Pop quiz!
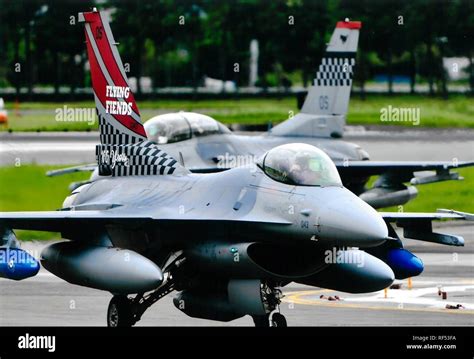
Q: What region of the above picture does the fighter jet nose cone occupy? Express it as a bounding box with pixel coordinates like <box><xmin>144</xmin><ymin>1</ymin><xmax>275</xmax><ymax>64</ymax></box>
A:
<box><xmin>360</xmin><ymin>210</ymin><xmax>389</xmax><ymax>244</ymax></box>
<box><xmin>318</xmin><ymin>188</ymin><xmax>388</xmax><ymax>247</ymax></box>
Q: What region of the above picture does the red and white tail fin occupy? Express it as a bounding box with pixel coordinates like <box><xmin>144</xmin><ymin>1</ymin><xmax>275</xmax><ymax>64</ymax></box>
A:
<box><xmin>79</xmin><ymin>10</ymin><xmax>187</xmax><ymax>177</ymax></box>
<box><xmin>79</xmin><ymin>9</ymin><xmax>147</xmax><ymax>145</ymax></box>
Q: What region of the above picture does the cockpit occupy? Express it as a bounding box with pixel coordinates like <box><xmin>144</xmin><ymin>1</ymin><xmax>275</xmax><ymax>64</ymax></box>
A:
<box><xmin>144</xmin><ymin>112</ymin><xmax>231</xmax><ymax>144</ymax></box>
<box><xmin>259</xmin><ymin>143</ymin><xmax>342</xmax><ymax>187</ymax></box>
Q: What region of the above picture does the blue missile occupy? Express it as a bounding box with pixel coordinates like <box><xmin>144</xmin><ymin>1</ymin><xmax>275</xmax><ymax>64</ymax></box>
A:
<box><xmin>385</xmin><ymin>248</ymin><xmax>424</xmax><ymax>279</ymax></box>
<box><xmin>0</xmin><ymin>248</ymin><xmax>40</xmax><ymax>280</ymax></box>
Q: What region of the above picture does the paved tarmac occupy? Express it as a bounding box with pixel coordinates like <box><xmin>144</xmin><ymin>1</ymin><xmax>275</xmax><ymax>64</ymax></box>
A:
<box><xmin>0</xmin><ymin>128</ymin><xmax>473</xmax><ymax>165</ymax></box>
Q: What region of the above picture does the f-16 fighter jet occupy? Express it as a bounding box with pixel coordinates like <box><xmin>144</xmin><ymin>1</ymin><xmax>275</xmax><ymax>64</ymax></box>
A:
<box><xmin>1</xmin><ymin>10</ymin><xmax>470</xmax><ymax>327</ymax></box>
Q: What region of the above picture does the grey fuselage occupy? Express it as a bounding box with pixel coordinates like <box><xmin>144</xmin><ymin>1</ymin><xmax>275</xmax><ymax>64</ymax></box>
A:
<box><xmin>66</xmin><ymin>163</ymin><xmax>386</xmax><ymax>271</ymax></box>
<box><xmin>162</xmin><ymin>133</ymin><xmax>363</xmax><ymax>168</ymax></box>
<box><xmin>156</xmin><ymin>133</ymin><xmax>367</xmax><ymax>193</ymax></box>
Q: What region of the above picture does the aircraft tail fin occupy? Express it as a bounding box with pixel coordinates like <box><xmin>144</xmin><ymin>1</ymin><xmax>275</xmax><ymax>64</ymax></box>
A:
<box><xmin>302</xmin><ymin>20</ymin><xmax>360</xmax><ymax>116</ymax></box>
<box><xmin>79</xmin><ymin>10</ymin><xmax>146</xmax><ymax>145</ymax></box>
<box><xmin>270</xmin><ymin>20</ymin><xmax>361</xmax><ymax>138</ymax></box>
<box><xmin>79</xmin><ymin>9</ymin><xmax>187</xmax><ymax>176</ymax></box>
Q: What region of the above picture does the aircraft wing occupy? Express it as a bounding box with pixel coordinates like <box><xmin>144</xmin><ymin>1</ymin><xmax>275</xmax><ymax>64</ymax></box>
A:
<box><xmin>0</xmin><ymin>210</ymin><xmax>291</xmax><ymax>233</ymax></box>
<box><xmin>0</xmin><ymin>211</ymin><xmax>154</xmax><ymax>232</ymax></box>
<box><xmin>379</xmin><ymin>209</ymin><xmax>472</xmax><ymax>246</ymax></box>
<box><xmin>335</xmin><ymin>160</ymin><xmax>474</xmax><ymax>185</ymax></box>
<box><xmin>1</xmin><ymin>208</ymin><xmax>468</xmax><ymax>246</ymax></box>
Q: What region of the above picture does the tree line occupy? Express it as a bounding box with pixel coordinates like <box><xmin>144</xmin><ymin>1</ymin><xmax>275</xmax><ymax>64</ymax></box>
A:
<box><xmin>1</xmin><ymin>0</ymin><xmax>473</xmax><ymax>97</ymax></box>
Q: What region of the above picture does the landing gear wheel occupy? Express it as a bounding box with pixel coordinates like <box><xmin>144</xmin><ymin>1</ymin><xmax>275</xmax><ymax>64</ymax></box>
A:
<box><xmin>252</xmin><ymin>312</ymin><xmax>287</xmax><ymax>327</ymax></box>
<box><xmin>271</xmin><ymin>312</ymin><xmax>287</xmax><ymax>327</ymax></box>
<box><xmin>107</xmin><ymin>296</ymin><xmax>134</xmax><ymax>327</ymax></box>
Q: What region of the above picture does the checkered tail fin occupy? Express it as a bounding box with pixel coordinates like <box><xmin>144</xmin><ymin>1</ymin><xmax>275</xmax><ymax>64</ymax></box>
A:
<box><xmin>79</xmin><ymin>9</ymin><xmax>188</xmax><ymax>176</ymax></box>
<box><xmin>270</xmin><ymin>20</ymin><xmax>361</xmax><ymax>138</ymax></box>
<box><xmin>301</xmin><ymin>20</ymin><xmax>361</xmax><ymax>116</ymax></box>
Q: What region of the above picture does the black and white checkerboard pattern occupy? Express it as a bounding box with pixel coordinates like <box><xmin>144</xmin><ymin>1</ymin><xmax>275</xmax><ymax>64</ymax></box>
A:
<box><xmin>97</xmin><ymin>111</ymin><xmax>143</xmax><ymax>145</ymax></box>
<box><xmin>96</xmin><ymin>140</ymin><xmax>179</xmax><ymax>176</ymax></box>
<box><xmin>314</xmin><ymin>52</ymin><xmax>356</xmax><ymax>87</ymax></box>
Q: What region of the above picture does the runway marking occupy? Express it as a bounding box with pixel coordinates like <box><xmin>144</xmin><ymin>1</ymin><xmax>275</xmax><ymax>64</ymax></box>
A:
<box><xmin>347</xmin><ymin>285</ymin><xmax>474</xmax><ymax>306</ymax></box>
<box><xmin>283</xmin><ymin>289</ymin><xmax>474</xmax><ymax>316</ymax></box>
<box><xmin>410</xmin><ymin>279</ymin><xmax>474</xmax><ymax>285</ymax></box>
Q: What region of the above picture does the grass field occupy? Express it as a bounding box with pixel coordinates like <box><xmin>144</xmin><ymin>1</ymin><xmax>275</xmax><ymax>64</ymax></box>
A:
<box><xmin>0</xmin><ymin>165</ymin><xmax>90</xmax><ymax>241</ymax></box>
<box><xmin>0</xmin><ymin>164</ymin><xmax>472</xmax><ymax>241</ymax></box>
<box><xmin>2</xmin><ymin>95</ymin><xmax>474</xmax><ymax>131</ymax></box>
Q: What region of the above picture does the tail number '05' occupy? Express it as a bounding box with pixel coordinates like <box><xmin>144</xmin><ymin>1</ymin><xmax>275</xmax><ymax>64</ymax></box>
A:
<box><xmin>319</xmin><ymin>96</ymin><xmax>329</xmax><ymax>110</ymax></box>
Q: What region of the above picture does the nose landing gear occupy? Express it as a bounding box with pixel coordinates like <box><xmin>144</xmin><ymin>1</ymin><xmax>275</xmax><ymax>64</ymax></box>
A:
<box><xmin>252</xmin><ymin>285</ymin><xmax>287</xmax><ymax>327</ymax></box>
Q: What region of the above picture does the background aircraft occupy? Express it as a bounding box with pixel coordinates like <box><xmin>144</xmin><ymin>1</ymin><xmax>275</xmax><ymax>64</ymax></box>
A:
<box><xmin>0</xmin><ymin>10</ymin><xmax>470</xmax><ymax>327</ymax></box>
<box><xmin>48</xmin><ymin>19</ymin><xmax>473</xmax><ymax>209</ymax></box>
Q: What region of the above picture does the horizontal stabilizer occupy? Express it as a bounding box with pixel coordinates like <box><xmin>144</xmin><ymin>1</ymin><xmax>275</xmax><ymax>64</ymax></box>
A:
<box><xmin>46</xmin><ymin>164</ymin><xmax>97</xmax><ymax>177</ymax></box>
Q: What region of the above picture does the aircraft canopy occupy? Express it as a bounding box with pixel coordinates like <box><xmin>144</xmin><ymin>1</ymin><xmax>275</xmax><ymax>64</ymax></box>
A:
<box><xmin>144</xmin><ymin>112</ymin><xmax>230</xmax><ymax>144</ymax></box>
<box><xmin>261</xmin><ymin>143</ymin><xmax>342</xmax><ymax>187</ymax></box>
